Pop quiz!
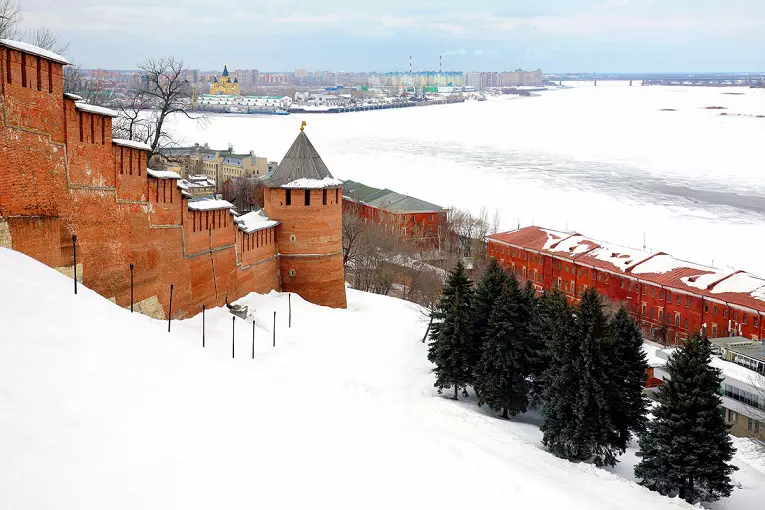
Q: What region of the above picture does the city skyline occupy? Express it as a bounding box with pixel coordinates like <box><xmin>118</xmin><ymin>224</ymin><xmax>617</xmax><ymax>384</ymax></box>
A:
<box><xmin>16</xmin><ymin>0</ymin><xmax>765</xmax><ymax>73</ymax></box>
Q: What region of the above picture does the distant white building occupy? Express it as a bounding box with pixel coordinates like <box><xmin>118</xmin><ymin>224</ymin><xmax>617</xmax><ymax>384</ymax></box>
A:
<box><xmin>196</xmin><ymin>94</ymin><xmax>292</xmax><ymax>111</ymax></box>
<box><xmin>293</xmin><ymin>92</ymin><xmax>346</xmax><ymax>107</ymax></box>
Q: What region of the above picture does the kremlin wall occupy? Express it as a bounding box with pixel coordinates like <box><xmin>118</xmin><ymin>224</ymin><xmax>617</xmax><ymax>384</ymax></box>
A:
<box><xmin>0</xmin><ymin>39</ymin><xmax>346</xmax><ymax>319</ymax></box>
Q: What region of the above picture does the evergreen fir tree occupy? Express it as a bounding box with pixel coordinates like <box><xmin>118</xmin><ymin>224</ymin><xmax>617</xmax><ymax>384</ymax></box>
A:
<box><xmin>427</xmin><ymin>260</ymin><xmax>474</xmax><ymax>400</ymax></box>
<box><xmin>471</xmin><ymin>258</ymin><xmax>509</xmax><ymax>383</ymax></box>
<box><xmin>517</xmin><ymin>280</ymin><xmax>544</xmax><ymax>403</ymax></box>
<box><xmin>539</xmin><ymin>290</ymin><xmax>580</xmax><ymax>457</ymax></box>
<box><xmin>635</xmin><ymin>333</ymin><xmax>737</xmax><ymax>504</ymax></box>
<box><xmin>474</xmin><ymin>277</ymin><xmax>529</xmax><ymax>418</ymax></box>
<box><xmin>542</xmin><ymin>289</ymin><xmax>626</xmax><ymax>467</ymax></box>
<box><xmin>570</xmin><ymin>288</ymin><xmax>624</xmax><ymax>466</ymax></box>
<box><xmin>528</xmin><ymin>289</ymin><xmax>559</xmax><ymax>407</ymax></box>
<box><xmin>607</xmin><ymin>306</ymin><xmax>649</xmax><ymax>442</ymax></box>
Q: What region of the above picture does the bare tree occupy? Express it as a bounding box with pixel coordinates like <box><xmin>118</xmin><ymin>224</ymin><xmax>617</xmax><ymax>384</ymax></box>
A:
<box><xmin>30</xmin><ymin>25</ymin><xmax>68</xmax><ymax>55</ymax></box>
<box><xmin>223</xmin><ymin>177</ymin><xmax>263</xmax><ymax>212</ymax></box>
<box><xmin>114</xmin><ymin>57</ymin><xmax>205</xmax><ymax>162</ymax></box>
<box><xmin>342</xmin><ymin>206</ymin><xmax>367</xmax><ymax>268</ymax></box>
<box><xmin>0</xmin><ymin>0</ymin><xmax>21</xmax><ymax>39</ymax></box>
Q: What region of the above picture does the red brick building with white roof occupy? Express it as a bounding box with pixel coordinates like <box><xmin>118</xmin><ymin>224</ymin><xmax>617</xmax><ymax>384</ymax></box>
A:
<box><xmin>487</xmin><ymin>226</ymin><xmax>765</xmax><ymax>345</ymax></box>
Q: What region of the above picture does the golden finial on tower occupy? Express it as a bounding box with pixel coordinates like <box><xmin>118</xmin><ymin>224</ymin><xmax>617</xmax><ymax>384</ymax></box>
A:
<box><xmin>300</xmin><ymin>120</ymin><xmax>307</xmax><ymax>132</ymax></box>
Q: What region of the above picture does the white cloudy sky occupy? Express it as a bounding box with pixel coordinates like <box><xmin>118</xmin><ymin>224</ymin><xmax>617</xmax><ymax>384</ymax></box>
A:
<box><xmin>18</xmin><ymin>0</ymin><xmax>765</xmax><ymax>72</ymax></box>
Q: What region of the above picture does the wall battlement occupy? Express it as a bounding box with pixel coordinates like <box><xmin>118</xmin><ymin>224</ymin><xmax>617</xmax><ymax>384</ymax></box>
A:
<box><xmin>0</xmin><ymin>40</ymin><xmax>345</xmax><ymax>318</ymax></box>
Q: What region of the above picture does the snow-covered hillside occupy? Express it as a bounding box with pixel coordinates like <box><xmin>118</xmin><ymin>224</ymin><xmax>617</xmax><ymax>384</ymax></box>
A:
<box><xmin>0</xmin><ymin>247</ymin><xmax>759</xmax><ymax>509</ymax></box>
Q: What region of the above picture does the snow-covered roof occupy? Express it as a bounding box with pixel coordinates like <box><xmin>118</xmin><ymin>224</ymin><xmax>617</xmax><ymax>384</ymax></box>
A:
<box><xmin>112</xmin><ymin>138</ymin><xmax>152</xmax><ymax>151</ymax></box>
<box><xmin>488</xmin><ymin>226</ymin><xmax>765</xmax><ymax>311</ymax></box>
<box><xmin>187</xmin><ymin>198</ymin><xmax>233</xmax><ymax>211</ymax></box>
<box><xmin>147</xmin><ymin>168</ymin><xmax>181</xmax><ymax>180</ymax></box>
<box><xmin>234</xmin><ymin>210</ymin><xmax>279</xmax><ymax>234</ymax></box>
<box><xmin>543</xmin><ymin>233</ymin><xmax>600</xmax><ymax>258</ymax></box>
<box><xmin>282</xmin><ymin>177</ymin><xmax>343</xmax><ymax>189</ymax></box>
<box><xmin>631</xmin><ymin>254</ymin><xmax>709</xmax><ymax>276</ymax></box>
<box><xmin>64</xmin><ymin>93</ymin><xmax>83</xmax><ymax>101</ymax></box>
<box><xmin>75</xmin><ymin>102</ymin><xmax>118</xmax><ymax>117</ymax></box>
<box><xmin>0</xmin><ymin>39</ymin><xmax>70</xmax><ymax>65</ymax></box>
<box><xmin>178</xmin><ymin>175</ymin><xmax>215</xmax><ymax>190</ymax></box>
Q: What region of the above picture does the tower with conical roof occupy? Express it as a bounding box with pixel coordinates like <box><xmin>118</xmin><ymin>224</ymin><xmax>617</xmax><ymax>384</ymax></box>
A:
<box><xmin>264</xmin><ymin>123</ymin><xmax>347</xmax><ymax>308</ymax></box>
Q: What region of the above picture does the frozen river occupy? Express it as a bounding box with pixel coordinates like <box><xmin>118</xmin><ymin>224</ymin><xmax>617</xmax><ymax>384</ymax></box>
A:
<box><xmin>167</xmin><ymin>82</ymin><xmax>765</xmax><ymax>274</ymax></box>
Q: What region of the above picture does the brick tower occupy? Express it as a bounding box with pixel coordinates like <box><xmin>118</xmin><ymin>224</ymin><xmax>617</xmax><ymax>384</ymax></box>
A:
<box><xmin>264</xmin><ymin>123</ymin><xmax>347</xmax><ymax>308</ymax></box>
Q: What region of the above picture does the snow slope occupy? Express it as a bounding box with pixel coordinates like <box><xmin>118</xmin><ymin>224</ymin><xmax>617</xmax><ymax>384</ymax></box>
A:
<box><xmin>0</xmin><ymin>247</ymin><xmax>752</xmax><ymax>509</ymax></box>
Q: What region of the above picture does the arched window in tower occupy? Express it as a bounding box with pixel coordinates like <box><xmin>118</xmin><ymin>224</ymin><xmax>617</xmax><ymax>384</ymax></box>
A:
<box><xmin>285</xmin><ymin>189</ymin><xmax>291</xmax><ymax>206</ymax></box>
<box><xmin>305</xmin><ymin>189</ymin><xmax>310</xmax><ymax>206</ymax></box>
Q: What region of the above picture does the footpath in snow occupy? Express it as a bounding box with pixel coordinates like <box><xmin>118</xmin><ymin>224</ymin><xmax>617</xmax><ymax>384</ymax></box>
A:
<box><xmin>1</xmin><ymin>247</ymin><xmax>761</xmax><ymax>509</ymax></box>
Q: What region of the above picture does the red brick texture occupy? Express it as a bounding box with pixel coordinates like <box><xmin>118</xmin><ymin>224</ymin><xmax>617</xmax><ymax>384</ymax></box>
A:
<box><xmin>264</xmin><ymin>187</ymin><xmax>347</xmax><ymax>308</ymax></box>
<box><xmin>488</xmin><ymin>230</ymin><xmax>765</xmax><ymax>344</ymax></box>
<box><xmin>0</xmin><ymin>45</ymin><xmax>347</xmax><ymax>318</ymax></box>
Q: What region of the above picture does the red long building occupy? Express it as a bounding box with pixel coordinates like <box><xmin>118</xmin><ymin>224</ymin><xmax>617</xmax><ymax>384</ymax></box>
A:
<box><xmin>487</xmin><ymin>227</ymin><xmax>765</xmax><ymax>345</ymax></box>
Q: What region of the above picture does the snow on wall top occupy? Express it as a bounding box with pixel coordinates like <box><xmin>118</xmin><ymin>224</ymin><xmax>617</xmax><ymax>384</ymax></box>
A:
<box><xmin>187</xmin><ymin>199</ymin><xmax>233</xmax><ymax>211</ymax></box>
<box><xmin>281</xmin><ymin>177</ymin><xmax>343</xmax><ymax>189</ymax></box>
<box><xmin>147</xmin><ymin>168</ymin><xmax>181</xmax><ymax>180</ymax></box>
<box><xmin>0</xmin><ymin>39</ymin><xmax>70</xmax><ymax>65</ymax></box>
<box><xmin>234</xmin><ymin>210</ymin><xmax>279</xmax><ymax>233</ymax></box>
<box><xmin>112</xmin><ymin>138</ymin><xmax>152</xmax><ymax>151</ymax></box>
<box><xmin>75</xmin><ymin>102</ymin><xmax>118</xmax><ymax>118</ymax></box>
<box><xmin>64</xmin><ymin>93</ymin><xmax>83</xmax><ymax>101</ymax></box>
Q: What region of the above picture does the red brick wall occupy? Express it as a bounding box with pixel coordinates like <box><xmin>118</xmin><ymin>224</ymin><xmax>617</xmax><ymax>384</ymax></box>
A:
<box><xmin>0</xmin><ymin>47</ymin><xmax>286</xmax><ymax>319</ymax></box>
<box><xmin>342</xmin><ymin>197</ymin><xmax>446</xmax><ymax>249</ymax></box>
<box><xmin>265</xmin><ymin>186</ymin><xmax>346</xmax><ymax>308</ymax></box>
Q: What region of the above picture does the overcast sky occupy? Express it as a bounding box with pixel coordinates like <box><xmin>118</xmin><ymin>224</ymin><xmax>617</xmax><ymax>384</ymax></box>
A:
<box><xmin>19</xmin><ymin>0</ymin><xmax>765</xmax><ymax>72</ymax></box>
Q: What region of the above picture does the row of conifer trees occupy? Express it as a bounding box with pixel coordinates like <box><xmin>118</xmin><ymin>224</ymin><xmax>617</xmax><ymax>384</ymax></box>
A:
<box><xmin>426</xmin><ymin>259</ymin><xmax>737</xmax><ymax>504</ymax></box>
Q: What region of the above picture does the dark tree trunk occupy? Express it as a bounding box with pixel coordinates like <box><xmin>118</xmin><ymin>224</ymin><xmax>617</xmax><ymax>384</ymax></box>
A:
<box><xmin>422</xmin><ymin>315</ymin><xmax>433</xmax><ymax>343</ymax></box>
<box><xmin>454</xmin><ymin>385</ymin><xmax>459</xmax><ymax>400</ymax></box>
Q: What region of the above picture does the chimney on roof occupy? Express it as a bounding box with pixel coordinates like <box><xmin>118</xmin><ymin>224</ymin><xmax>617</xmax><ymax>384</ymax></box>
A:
<box><xmin>228</xmin><ymin>143</ymin><xmax>233</xmax><ymax>151</ymax></box>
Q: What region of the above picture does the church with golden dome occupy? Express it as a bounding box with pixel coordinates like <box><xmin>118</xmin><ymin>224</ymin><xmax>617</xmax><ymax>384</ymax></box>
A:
<box><xmin>209</xmin><ymin>64</ymin><xmax>240</xmax><ymax>95</ymax></box>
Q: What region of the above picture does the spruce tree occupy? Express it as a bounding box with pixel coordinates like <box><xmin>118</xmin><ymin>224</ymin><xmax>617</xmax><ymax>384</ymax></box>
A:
<box><xmin>539</xmin><ymin>290</ymin><xmax>580</xmax><ymax>458</ymax></box>
<box><xmin>474</xmin><ymin>277</ymin><xmax>529</xmax><ymax>418</ymax></box>
<box><xmin>528</xmin><ymin>289</ymin><xmax>559</xmax><ymax>406</ymax></box>
<box><xmin>542</xmin><ymin>289</ymin><xmax>626</xmax><ymax>467</ymax></box>
<box><xmin>517</xmin><ymin>280</ymin><xmax>544</xmax><ymax>402</ymax></box>
<box><xmin>427</xmin><ymin>260</ymin><xmax>474</xmax><ymax>400</ymax></box>
<box><xmin>570</xmin><ymin>288</ymin><xmax>624</xmax><ymax>466</ymax></box>
<box><xmin>635</xmin><ymin>333</ymin><xmax>737</xmax><ymax>504</ymax></box>
<box><xmin>608</xmin><ymin>307</ymin><xmax>649</xmax><ymax>442</ymax></box>
<box><xmin>471</xmin><ymin>258</ymin><xmax>509</xmax><ymax>383</ymax></box>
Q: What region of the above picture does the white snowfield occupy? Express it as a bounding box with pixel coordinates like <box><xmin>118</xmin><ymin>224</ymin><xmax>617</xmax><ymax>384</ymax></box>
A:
<box><xmin>0</xmin><ymin>247</ymin><xmax>761</xmax><ymax>510</ymax></box>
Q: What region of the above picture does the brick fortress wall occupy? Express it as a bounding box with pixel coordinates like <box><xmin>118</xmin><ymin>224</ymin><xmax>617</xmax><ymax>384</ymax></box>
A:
<box><xmin>0</xmin><ymin>44</ymin><xmax>283</xmax><ymax>319</ymax></box>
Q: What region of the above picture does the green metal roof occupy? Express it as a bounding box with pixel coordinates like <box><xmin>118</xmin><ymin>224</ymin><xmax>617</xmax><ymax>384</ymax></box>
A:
<box><xmin>342</xmin><ymin>180</ymin><xmax>383</xmax><ymax>202</ymax></box>
<box><xmin>343</xmin><ymin>180</ymin><xmax>445</xmax><ymax>213</ymax></box>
